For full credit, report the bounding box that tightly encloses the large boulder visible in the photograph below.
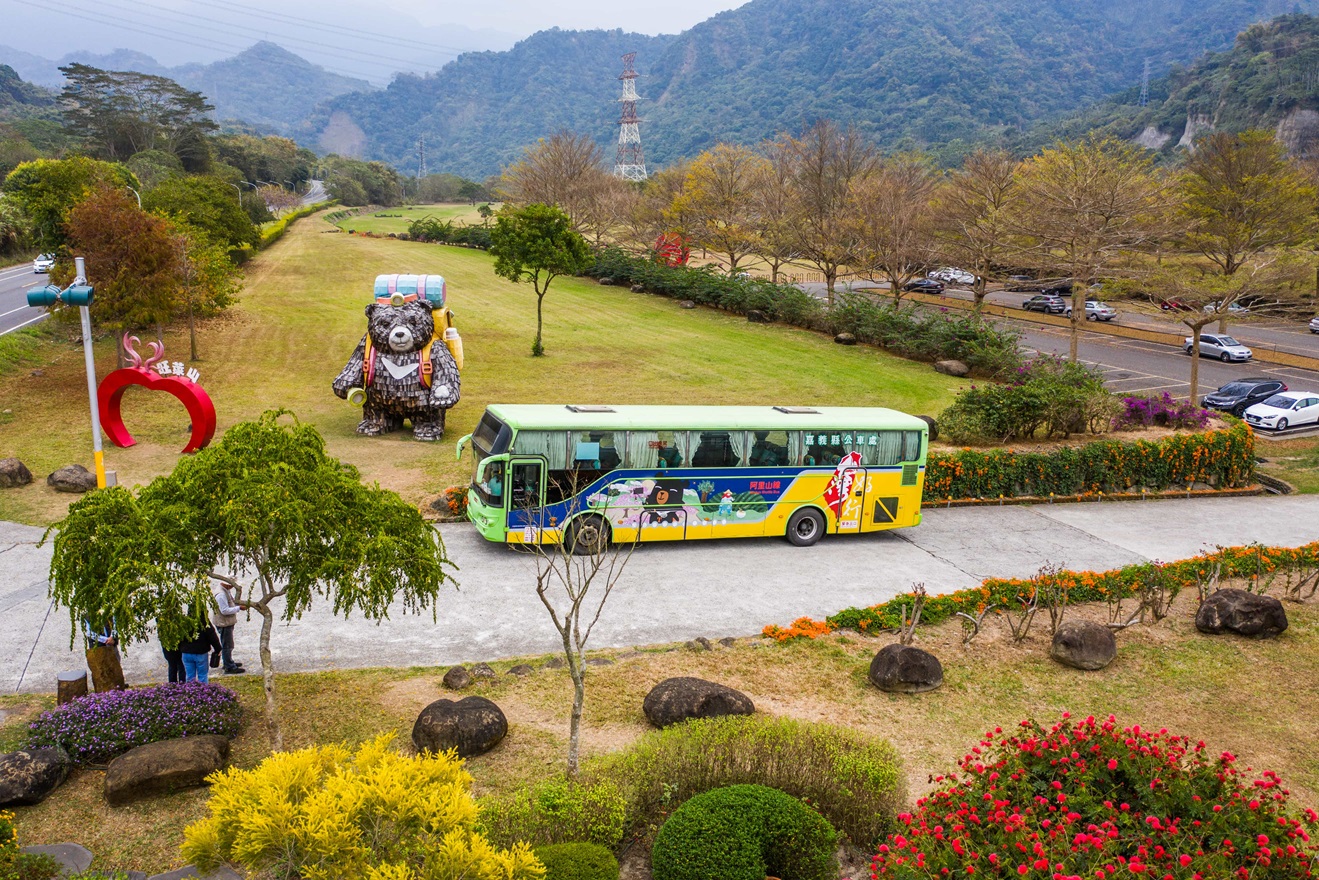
[868,643,943,694]
[1050,621,1117,670]
[103,735,230,806]
[46,464,97,493]
[442,665,473,690]
[934,359,970,377]
[0,458,33,488]
[412,696,507,758]
[1196,589,1288,639]
[834,332,857,345]
[642,677,755,728]
[0,747,71,806]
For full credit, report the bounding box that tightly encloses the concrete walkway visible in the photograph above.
[3,495,1318,693]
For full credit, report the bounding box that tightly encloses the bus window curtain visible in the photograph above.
[512,431,566,469]
[728,431,746,465]
[787,432,804,466]
[872,431,903,466]
[627,431,658,468]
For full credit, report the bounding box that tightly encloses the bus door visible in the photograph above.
[835,465,869,533]
[507,458,547,543]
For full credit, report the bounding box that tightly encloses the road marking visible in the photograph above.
[0,304,33,319]
[0,313,47,336]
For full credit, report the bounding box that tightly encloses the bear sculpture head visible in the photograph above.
[365,301,435,354]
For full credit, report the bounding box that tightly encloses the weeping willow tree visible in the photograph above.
[46,410,457,748]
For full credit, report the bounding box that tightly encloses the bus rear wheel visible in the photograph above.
[786,509,825,547]
[566,514,610,556]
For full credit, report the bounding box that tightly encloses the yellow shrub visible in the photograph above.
[183,734,543,880]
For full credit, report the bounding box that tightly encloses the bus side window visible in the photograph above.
[804,431,846,466]
[692,431,742,467]
[627,430,686,471]
[747,430,790,466]
[510,462,541,509]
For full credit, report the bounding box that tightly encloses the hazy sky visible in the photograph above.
[0,0,751,82]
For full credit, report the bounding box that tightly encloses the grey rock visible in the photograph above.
[746,309,771,324]
[597,277,614,286]
[691,637,713,651]
[630,284,645,293]
[30,369,44,378]
[585,657,613,666]
[916,414,940,443]
[0,458,33,489]
[147,866,243,880]
[1196,589,1288,639]
[868,643,943,694]
[934,359,970,378]
[718,637,737,648]
[471,662,497,678]
[442,665,473,690]
[19,843,92,874]
[46,464,97,493]
[643,677,755,728]
[679,300,696,309]
[834,332,857,345]
[617,650,644,659]
[0,747,70,806]
[412,696,507,758]
[1050,621,1117,670]
[506,664,534,677]
[126,872,148,880]
[104,735,230,805]
[543,656,566,670]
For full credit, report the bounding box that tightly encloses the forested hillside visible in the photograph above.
[312,0,1319,176]
[0,65,55,120]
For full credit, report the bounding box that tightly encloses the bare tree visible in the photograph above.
[782,120,877,303]
[1012,136,1169,360]
[851,153,941,303]
[936,148,1021,309]
[623,160,694,256]
[669,143,769,274]
[751,138,802,283]
[528,506,636,778]
[501,131,613,236]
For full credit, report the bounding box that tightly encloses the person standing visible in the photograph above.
[178,618,222,683]
[161,637,185,683]
[211,579,247,675]
[82,616,125,692]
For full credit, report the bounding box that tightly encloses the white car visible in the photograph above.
[32,253,55,273]
[1066,300,1118,321]
[1184,333,1252,362]
[928,267,976,286]
[1203,301,1249,315]
[1244,391,1319,431]
[1309,316,1319,334]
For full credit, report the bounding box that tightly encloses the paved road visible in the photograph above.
[0,261,49,336]
[4,495,1318,693]
[301,178,329,206]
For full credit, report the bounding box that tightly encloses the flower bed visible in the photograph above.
[764,541,1319,639]
[924,421,1254,501]
[870,715,1319,879]
[27,682,242,763]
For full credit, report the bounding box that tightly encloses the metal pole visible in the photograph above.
[74,257,106,489]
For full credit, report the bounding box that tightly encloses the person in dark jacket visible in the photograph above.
[177,619,222,683]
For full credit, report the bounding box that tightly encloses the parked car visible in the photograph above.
[1243,391,1319,431]
[1201,377,1288,416]
[1204,301,1250,315]
[1309,315,1319,334]
[1066,300,1118,322]
[1005,275,1038,292]
[903,278,945,294]
[1184,333,1252,362]
[928,266,976,286]
[1041,282,1073,296]
[32,253,54,273]
[1161,298,1194,311]
[1023,294,1066,314]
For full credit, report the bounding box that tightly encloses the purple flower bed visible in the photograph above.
[27,682,242,763]
[1114,393,1212,431]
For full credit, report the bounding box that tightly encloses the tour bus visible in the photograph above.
[456,404,927,553]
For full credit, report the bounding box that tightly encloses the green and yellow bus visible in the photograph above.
[457,404,927,552]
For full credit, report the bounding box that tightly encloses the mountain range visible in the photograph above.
[0,42,371,135]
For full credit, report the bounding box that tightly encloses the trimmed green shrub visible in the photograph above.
[533,843,620,880]
[940,355,1117,444]
[479,777,627,851]
[591,714,903,847]
[651,784,837,880]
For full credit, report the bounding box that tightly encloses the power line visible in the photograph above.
[197,0,476,57]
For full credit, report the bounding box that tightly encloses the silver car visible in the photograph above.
[1309,315,1319,334]
[1066,300,1118,321]
[1184,333,1252,362]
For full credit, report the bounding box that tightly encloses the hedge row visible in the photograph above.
[257,201,336,250]
[587,248,1022,376]
[925,420,1254,499]
[763,540,1319,639]
[407,217,493,249]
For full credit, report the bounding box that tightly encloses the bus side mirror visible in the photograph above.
[455,434,471,461]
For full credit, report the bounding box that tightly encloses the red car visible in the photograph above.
[1160,298,1193,311]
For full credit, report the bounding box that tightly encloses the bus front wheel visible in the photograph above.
[786,509,825,547]
[566,514,610,556]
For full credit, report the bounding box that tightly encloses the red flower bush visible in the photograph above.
[872,715,1318,880]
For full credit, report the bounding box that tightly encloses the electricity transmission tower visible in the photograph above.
[1139,58,1151,107]
[613,53,648,181]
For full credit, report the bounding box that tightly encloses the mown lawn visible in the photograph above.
[4,588,1316,876]
[0,210,962,525]
[335,203,486,234]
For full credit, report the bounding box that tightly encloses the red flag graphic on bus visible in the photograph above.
[822,451,863,516]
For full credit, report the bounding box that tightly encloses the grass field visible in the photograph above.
[3,586,1315,875]
[335,203,487,234]
[0,209,962,525]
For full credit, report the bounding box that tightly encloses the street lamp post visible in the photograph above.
[126,186,141,208]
